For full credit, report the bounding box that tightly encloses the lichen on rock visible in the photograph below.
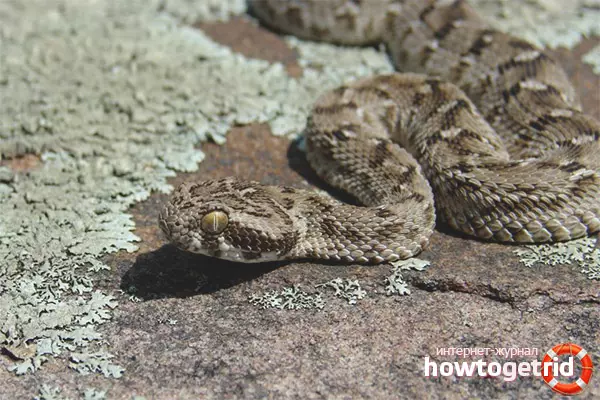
[0,0,393,377]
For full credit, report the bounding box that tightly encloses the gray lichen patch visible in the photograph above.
[248,286,325,310]
[153,0,246,23]
[316,278,367,305]
[514,238,600,280]
[583,45,600,74]
[35,385,108,400]
[470,0,600,49]
[35,385,69,400]
[69,351,125,378]
[385,259,431,296]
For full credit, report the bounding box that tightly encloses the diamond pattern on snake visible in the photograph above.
[159,0,600,263]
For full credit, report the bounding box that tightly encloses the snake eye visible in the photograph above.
[201,210,229,234]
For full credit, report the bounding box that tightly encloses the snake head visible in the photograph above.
[158,177,296,262]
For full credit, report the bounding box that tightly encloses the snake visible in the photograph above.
[158,0,600,264]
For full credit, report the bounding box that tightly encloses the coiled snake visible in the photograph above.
[159,0,600,263]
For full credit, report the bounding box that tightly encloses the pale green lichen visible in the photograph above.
[514,238,600,280]
[248,285,325,310]
[316,278,367,305]
[35,385,107,400]
[583,45,600,74]
[83,389,108,400]
[35,385,69,400]
[471,0,600,49]
[385,259,431,296]
[0,0,393,379]
[69,351,125,378]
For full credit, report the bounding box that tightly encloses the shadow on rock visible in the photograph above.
[120,244,285,300]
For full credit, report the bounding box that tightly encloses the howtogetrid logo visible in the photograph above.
[542,343,593,396]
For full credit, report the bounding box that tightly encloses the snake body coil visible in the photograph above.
[159,0,600,263]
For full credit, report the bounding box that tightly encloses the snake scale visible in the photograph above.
[159,0,600,263]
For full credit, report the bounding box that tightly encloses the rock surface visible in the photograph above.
[2,12,599,400]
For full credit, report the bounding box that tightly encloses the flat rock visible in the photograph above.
[2,11,599,400]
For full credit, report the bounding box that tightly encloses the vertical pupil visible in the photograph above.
[202,211,228,233]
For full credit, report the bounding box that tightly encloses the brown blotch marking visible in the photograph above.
[462,29,495,57]
[405,192,426,203]
[420,81,453,122]
[450,57,478,82]
[425,78,442,93]
[354,85,394,100]
[558,161,587,173]
[501,82,522,103]
[412,91,426,107]
[189,183,214,198]
[570,174,599,189]
[440,99,471,129]
[434,21,458,40]
[307,196,335,214]
[280,187,296,194]
[425,131,443,146]
[418,4,435,21]
[314,102,358,114]
[369,140,392,168]
[265,196,293,224]
[171,197,195,209]
[319,216,341,237]
[392,26,414,65]
[398,165,417,182]
[445,141,486,157]
[332,130,350,142]
[310,25,331,39]
[322,124,360,142]
[508,39,536,51]
[281,197,295,210]
[497,53,553,77]
[285,6,304,29]
[528,114,559,132]
[420,43,437,66]
[242,209,273,218]
[242,187,269,201]
[227,223,266,251]
[335,11,357,31]
[454,161,476,174]
[375,207,397,219]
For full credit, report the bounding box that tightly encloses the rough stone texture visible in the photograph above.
[2,11,599,400]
